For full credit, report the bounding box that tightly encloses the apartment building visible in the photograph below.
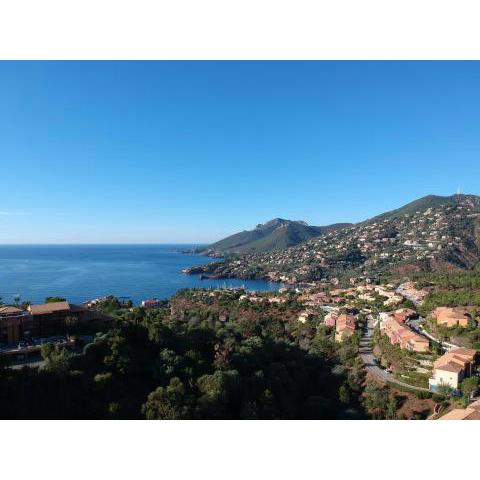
[431,307,472,328]
[380,312,429,352]
[429,348,478,392]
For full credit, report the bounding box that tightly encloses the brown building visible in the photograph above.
[429,348,478,392]
[381,314,429,352]
[27,301,74,337]
[1,301,113,344]
[0,306,32,343]
[431,307,472,328]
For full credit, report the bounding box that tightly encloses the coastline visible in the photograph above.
[0,244,281,305]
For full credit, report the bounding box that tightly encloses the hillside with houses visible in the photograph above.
[185,194,480,283]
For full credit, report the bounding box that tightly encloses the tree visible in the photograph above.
[40,343,55,360]
[347,358,366,393]
[339,383,351,404]
[461,376,479,399]
[385,396,399,420]
[308,327,336,359]
[435,384,453,399]
[142,377,188,420]
[363,382,393,419]
[338,334,360,366]
[45,296,66,303]
[196,370,232,418]
[41,345,71,375]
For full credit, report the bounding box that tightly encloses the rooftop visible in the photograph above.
[440,400,480,420]
[0,306,23,315]
[433,348,477,371]
[28,301,71,315]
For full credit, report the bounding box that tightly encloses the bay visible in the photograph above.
[0,244,280,305]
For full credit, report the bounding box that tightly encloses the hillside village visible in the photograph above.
[214,275,480,418]
[160,267,480,419]
[177,194,480,418]
[186,195,480,283]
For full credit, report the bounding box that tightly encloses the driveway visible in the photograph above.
[359,315,429,392]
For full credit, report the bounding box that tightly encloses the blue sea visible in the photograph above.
[0,245,280,305]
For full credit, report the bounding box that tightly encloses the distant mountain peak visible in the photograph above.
[256,218,309,229]
[205,218,350,254]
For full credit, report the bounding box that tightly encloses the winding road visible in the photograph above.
[359,315,429,392]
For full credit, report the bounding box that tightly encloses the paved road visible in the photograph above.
[407,317,460,351]
[8,359,45,370]
[359,315,429,392]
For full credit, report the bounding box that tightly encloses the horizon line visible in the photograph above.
[0,242,209,246]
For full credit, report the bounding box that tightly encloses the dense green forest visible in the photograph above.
[0,291,367,419]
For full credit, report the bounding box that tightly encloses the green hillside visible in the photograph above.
[204,218,350,254]
[370,194,480,222]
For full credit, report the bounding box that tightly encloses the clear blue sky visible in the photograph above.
[1,61,480,244]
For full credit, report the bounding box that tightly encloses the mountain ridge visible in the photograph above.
[201,218,352,254]
[187,193,480,281]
